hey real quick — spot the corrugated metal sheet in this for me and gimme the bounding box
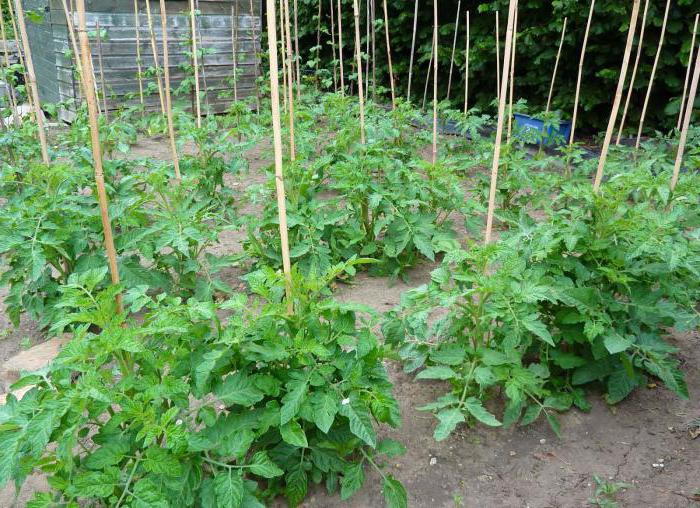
[21,0,261,121]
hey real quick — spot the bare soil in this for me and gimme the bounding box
[1,135,699,508]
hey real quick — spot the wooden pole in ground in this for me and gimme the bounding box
[672,38,700,191]
[407,0,418,102]
[293,0,301,99]
[337,0,344,94]
[593,0,640,193]
[635,0,670,149]
[59,0,84,89]
[446,0,460,100]
[677,14,699,130]
[158,0,181,181]
[265,0,293,313]
[194,0,210,117]
[7,0,34,119]
[231,4,239,102]
[95,20,109,120]
[463,9,469,114]
[381,0,395,108]
[190,0,201,126]
[495,11,500,103]
[249,0,261,110]
[507,9,517,142]
[13,0,49,164]
[370,0,375,99]
[75,0,122,314]
[280,0,288,113]
[545,17,567,114]
[0,2,19,124]
[316,0,322,90]
[431,0,438,165]
[330,0,338,91]
[352,0,365,143]
[570,0,595,145]
[134,0,145,113]
[422,39,433,111]
[283,0,296,159]
[616,0,649,144]
[365,0,370,102]
[144,0,165,115]
[484,0,517,244]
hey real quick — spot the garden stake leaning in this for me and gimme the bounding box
[144,0,166,115]
[134,0,145,113]
[293,0,301,99]
[407,0,418,102]
[231,4,239,102]
[678,14,699,130]
[190,0,201,126]
[194,0,211,116]
[249,0,261,110]
[484,0,517,245]
[59,0,86,98]
[95,20,109,120]
[570,0,595,145]
[463,9,469,114]
[496,11,500,103]
[75,0,123,314]
[423,39,433,110]
[265,0,293,313]
[507,9,517,143]
[158,0,181,181]
[381,0,395,108]
[280,0,288,113]
[7,0,35,120]
[330,0,338,91]
[370,0,376,98]
[593,0,641,193]
[432,0,438,165]
[672,39,700,191]
[635,0,670,149]
[284,0,297,159]
[337,0,345,94]
[446,0,461,100]
[316,0,322,91]
[0,2,18,124]
[365,0,370,101]
[616,0,649,145]
[13,0,49,164]
[545,17,567,114]
[352,0,365,144]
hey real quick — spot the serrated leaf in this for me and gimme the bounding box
[382,475,407,508]
[214,471,244,508]
[248,451,283,478]
[340,463,365,500]
[464,397,501,427]
[215,373,264,407]
[285,466,308,507]
[603,333,632,354]
[376,439,406,458]
[280,420,308,448]
[415,366,457,380]
[311,391,338,433]
[434,408,465,441]
[339,399,376,447]
[281,378,308,425]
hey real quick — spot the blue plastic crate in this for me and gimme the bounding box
[513,113,572,146]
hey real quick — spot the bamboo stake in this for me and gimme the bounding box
[381,0,395,108]
[158,0,180,181]
[495,11,500,103]
[677,14,699,131]
[13,0,49,164]
[316,0,322,90]
[59,0,83,88]
[231,4,238,102]
[249,0,261,110]
[280,0,288,113]
[593,0,640,193]
[507,9,517,142]
[616,0,649,144]
[422,39,433,111]
[190,0,201,126]
[484,0,517,244]
[6,0,34,120]
[370,0,375,99]
[134,0,145,112]
[293,0,301,99]
[446,0,460,100]
[672,37,700,191]
[95,20,108,120]
[365,0,370,102]
[463,9,469,114]
[570,0,595,145]
[283,0,296,159]
[545,17,567,114]
[337,0,344,94]
[407,0,418,102]
[265,0,293,313]
[144,0,165,115]
[330,0,338,91]
[352,0,365,143]
[194,0,210,117]
[432,0,438,165]
[75,0,122,314]
[635,0,670,149]
[0,1,19,124]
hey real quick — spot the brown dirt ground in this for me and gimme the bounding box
[1,134,699,508]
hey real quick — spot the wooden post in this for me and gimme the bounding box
[13,0,49,164]
[330,0,338,91]
[265,0,293,313]
[407,0,418,102]
[337,0,344,94]
[570,0,595,145]
[95,20,109,120]
[422,39,433,111]
[463,9,469,114]
[59,0,83,89]
[249,0,261,110]
[293,0,301,99]
[283,0,296,159]
[145,0,165,115]
[190,0,201,126]
[352,0,365,144]
[593,0,640,193]
[280,0,288,113]
[194,0,211,117]
[484,0,517,244]
[365,0,370,102]
[231,4,238,102]
[616,0,649,144]
[381,0,395,108]
[370,0,375,99]
[672,38,700,191]
[677,14,699,130]
[75,0,123,314]
[446,0,460,100]
[495,11,500,103]
[634,0,670,149]
[0,1,19,124]
[134,0,145,112]
[315,0,322,90]
[431,0,438,165]
[545,17,567,114]
[507,9,517,142]
[158,0,181,181]
[7,0,34,120]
